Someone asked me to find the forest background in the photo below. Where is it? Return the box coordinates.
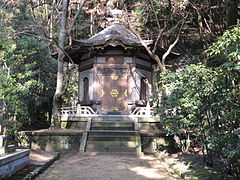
[0,0,239,176]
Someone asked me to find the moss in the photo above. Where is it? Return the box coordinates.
[184,167,234,180]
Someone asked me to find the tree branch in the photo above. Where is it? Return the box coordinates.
[32,2,52,9]
[67,0,86,36]
[162,14,187,66]
[153,23,167,54]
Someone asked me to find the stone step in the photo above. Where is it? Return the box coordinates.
[92,116,132,121]
[91,121,134,127]
[87,140,136,146]
[86,141,136,152]
[91,126,134,131]
[82,116,138,154]
[84,152,137,156]
[85,146,136,152]
[88,130,137,137]
[88,136,136,141]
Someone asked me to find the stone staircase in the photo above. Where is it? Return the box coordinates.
[81,116,141,155]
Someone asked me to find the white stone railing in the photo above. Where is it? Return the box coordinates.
[61,105,155,117]
[61,105,97,117]
[61,106,77,116]
[129,107,155,117]
[76,104,97,116]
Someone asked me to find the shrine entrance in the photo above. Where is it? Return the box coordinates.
[100,75,128,114]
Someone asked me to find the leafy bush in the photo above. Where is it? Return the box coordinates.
[157,24,240,176]
[0,36,57,130]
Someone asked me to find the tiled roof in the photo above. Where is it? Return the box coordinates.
[74,22,152,47]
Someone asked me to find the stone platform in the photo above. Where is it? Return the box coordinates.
[0,149,30,179]
[18,129,83,152]
[19,116,178,154]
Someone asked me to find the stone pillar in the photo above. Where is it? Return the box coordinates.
[78,67,81,104]
[76,103,81,116]
[146,101,151,117]
[0,135,4,155]
[0,99,3,133]
[0,99,4,154]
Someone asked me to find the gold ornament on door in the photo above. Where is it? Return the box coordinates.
[111,75,118,80]
[100,89,105,97]
[124,89,128,97]
[110,89,119,97]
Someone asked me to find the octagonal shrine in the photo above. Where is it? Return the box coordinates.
[61,22,178,117]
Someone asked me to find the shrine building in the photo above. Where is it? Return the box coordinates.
[24,16,181,155]
[60,21,178,118]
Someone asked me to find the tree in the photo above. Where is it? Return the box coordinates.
[51,0,86,127]
[0,36,57,130]
[225,0,239,27]
[158,24,240,176]
[0,0,57,130]
[1,0,89,128]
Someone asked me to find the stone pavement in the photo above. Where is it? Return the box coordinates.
[36,154,181,180]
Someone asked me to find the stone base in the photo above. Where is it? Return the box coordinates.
[18,129,83,152]
[0,149,30,179]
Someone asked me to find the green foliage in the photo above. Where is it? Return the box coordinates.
[206,24,240,67]
[158,64,213,134]
[0,0,58,130]
[131,4,149,31]
[0,36,57,130]
[157,25,240,176]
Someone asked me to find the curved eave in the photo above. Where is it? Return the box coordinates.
[52,41,180,64]
[73,39,152,48]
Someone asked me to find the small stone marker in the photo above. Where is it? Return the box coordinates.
[0,135,3,147]
[0,98,3,134]
[0,99,4,155]
[0,135,4,155]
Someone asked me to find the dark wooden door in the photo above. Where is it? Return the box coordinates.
[100,75,128,112]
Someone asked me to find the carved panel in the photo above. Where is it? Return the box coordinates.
[124,57,133,64]
[107,56,123,64]
[97,68,129,75]
[96,57,106,63]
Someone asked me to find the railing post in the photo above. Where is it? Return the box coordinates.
[146,101,151,116]
[76,104,81,116]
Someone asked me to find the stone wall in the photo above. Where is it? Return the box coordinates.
[60,117,89,129]
[141,135,179,154]
[18,131,82,153]
[30,135,81,152]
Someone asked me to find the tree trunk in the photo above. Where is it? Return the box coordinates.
[51,0,69,128]
[225,0,238,27]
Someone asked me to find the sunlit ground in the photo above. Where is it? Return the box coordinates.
[130,166,169,179]
[129,155,176,179]
[36,154,179,180]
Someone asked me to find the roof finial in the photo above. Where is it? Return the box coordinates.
[106,0,122,24]
[106,0,115,10]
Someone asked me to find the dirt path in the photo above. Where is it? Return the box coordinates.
[36,153,180,180]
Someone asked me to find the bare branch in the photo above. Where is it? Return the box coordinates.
[32,2,52,9]
[67,0,86,36]
[122,0,166,72]
[162,14,187,66]
[149,0,168,54]
[149,0,161,30]
[153,23,167,54]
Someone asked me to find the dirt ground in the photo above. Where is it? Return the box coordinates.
[35,153,181,180]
